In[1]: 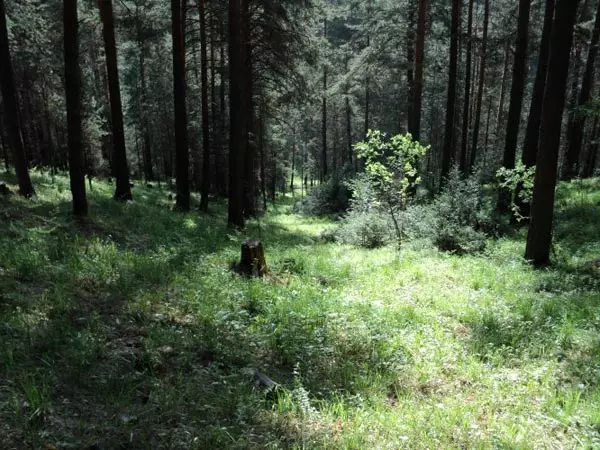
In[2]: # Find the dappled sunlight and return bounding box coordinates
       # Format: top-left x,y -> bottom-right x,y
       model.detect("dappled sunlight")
1,174 -> 600,448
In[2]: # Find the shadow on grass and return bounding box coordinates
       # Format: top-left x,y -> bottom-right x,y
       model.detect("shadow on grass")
0,178 -> 366,448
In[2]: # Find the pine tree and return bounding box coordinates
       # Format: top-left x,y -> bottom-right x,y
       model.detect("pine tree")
98,0 -> 132,201
525,0 -> 580,266
172,0 -> 190,212
0,0 -> 35,197
64,0 -> 87,217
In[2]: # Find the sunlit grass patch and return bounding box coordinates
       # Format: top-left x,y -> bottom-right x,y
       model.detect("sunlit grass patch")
1,171 -> 600,448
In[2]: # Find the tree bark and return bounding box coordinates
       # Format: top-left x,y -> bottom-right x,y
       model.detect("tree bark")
441,0 -> 460,183
517,0 -> 555,219
525,0 -> 580,266
495,42 -> 511,148
406,0 -> 416,135
99,0 -> 132,201
563,0 -> 600,179
470,0 -> 491,172
0,0 -> 35,197
137,7 -> 154,182
242,0 -> 255,217
322,19 -> 328,181
412,0 -> 427,142
64,0 -> 87,216
498,0 -> 531,211
522,0 -> 555,169
459,0 -> 474,173
172,0 -> 190,211
228,0 -> 246,227
199,0 -> 211,211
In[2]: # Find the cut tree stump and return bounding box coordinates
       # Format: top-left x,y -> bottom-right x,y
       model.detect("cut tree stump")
239,240 -> 268,277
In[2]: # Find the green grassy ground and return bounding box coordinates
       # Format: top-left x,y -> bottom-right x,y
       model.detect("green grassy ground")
1,171 -> 599,449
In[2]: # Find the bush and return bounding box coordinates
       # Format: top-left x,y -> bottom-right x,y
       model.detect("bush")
294,175 -> 350,216
335,210 -> 393,248
430,167 -> 491,254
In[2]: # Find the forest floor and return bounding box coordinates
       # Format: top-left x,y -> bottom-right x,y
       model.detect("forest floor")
1,171 -> 600,449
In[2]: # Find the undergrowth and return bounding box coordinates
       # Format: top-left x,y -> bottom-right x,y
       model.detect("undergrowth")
0,171 -> 599,449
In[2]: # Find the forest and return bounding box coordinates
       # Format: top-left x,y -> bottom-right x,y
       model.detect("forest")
1,0 -> 600,448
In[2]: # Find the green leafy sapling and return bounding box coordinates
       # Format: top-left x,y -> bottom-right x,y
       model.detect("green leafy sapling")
354,130 -> 429,246
496,161 -> 536,222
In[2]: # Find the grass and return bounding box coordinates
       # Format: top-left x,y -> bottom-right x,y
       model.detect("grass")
1,170 -> 600,449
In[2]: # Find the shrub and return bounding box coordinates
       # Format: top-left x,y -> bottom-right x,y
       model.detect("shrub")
431,166 -> 491,254
294,175 -> 350,216
335,210 -> 393,248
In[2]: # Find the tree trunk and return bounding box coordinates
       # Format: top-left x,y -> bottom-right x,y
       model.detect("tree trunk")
412,0 -> 427,142
137,9 -> 154,182
522,0 -> 555,169
498,0 -> 531,211
199,0 -> 211,211
242,0 -> 255,218
0,0 -> 35,197
583,116 -> 599,177
441,0 -> 460,184
495,42 -> 511,147
459,0 -> 474,173
470,0 -> 490,172
517,0 -> 555,219
228,0 -> 246,227
563,0 -> 600,179
64,0 -> 87,216
217,16 -> 228,198
322,19 -> 328,181
525,0 -> 580,266
406,0 -> 416,134
99,0 -> 132,201
0,113 -> 9,172
345,95 -> 353,165
172,0 -> 190,211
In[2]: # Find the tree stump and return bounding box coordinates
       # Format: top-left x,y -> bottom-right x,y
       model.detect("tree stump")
239,240 -> 268,277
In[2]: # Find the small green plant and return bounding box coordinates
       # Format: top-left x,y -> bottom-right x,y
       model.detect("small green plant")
496,161 -> 536,222
354,130 -> 429,246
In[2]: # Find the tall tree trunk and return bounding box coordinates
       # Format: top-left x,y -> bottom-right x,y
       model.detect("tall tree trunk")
525,0 -> 580,266
459,0 -> 474,173
0,113 -> 9,172
322,19 -> 328,181
498,0 -> 531,211
218,16 -> 228,197
406,0 -> 416,134
242,0 -> 255,217
412,0 -> 427,141
346,95 -> 353,165
64,0 -> 87,216
137,8 -> 154,181
495,42 -> 511,147
258,100 -> 267,211
582,116 -> 599,177
172,0 -> 190,211
228,0 -> 245,227
470,0 -> 490,172
290,129 -> 296,193
0,0 -> 35,197
199,0 -> 211,211
522,0 -> 555,169
99,0 -> 132,201
441,0 -> 460,183
518,0 -> 555,218
563,0 -> 600,179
